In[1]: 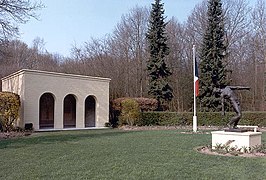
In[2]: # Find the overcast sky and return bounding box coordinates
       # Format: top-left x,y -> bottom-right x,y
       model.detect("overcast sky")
18,0 -> 209,57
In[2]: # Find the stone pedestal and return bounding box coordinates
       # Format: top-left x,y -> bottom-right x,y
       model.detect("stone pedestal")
211,131 -> 262,150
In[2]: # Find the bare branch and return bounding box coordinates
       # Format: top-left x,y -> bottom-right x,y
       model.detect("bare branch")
0,0 -> 44,42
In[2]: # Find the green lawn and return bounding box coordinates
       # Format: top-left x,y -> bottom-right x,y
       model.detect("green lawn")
0,129 -> 265,180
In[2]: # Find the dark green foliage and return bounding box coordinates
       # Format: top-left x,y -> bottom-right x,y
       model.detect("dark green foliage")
199,0 -> 229,111
146,0 -> 173,110
240,112 -> 266,127
139,111 -> 180,126
119,99 -> 140,126
0,92 -> 20,132
139,111 -> 266,127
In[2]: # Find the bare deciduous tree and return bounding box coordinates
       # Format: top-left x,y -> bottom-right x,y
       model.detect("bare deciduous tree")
2,0 -> 266,111
0,0 -> 44,42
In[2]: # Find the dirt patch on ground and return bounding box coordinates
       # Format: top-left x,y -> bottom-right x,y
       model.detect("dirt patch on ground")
119,125 -> 220,131
197,146 -> 266,158
119,125 -> 266,132
0,131 -> 32,140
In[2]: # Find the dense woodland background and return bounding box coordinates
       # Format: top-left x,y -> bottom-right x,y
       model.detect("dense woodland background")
0,0 -> 266,112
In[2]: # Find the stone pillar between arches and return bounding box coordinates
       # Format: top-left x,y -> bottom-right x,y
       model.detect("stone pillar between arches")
76,97 -> 84,128
54,95 -> 63,129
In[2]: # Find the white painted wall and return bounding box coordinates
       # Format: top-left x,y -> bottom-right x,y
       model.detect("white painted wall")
2,69 -> 110,130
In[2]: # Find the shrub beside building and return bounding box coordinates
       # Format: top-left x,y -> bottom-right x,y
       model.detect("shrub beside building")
0,92 -> 20,132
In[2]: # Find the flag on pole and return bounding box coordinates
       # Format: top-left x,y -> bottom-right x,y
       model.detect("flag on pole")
193,45 -> 197,132
194,60 -> 199,97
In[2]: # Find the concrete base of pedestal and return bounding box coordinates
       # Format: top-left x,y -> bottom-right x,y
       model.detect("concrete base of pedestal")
211,131 -> 262,150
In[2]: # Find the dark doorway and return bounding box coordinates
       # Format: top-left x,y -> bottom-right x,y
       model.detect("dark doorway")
85,96 -> 96,127
63,94 -> 76,128
39,93 -> 54,129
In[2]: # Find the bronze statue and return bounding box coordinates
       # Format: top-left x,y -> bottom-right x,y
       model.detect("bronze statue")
214,86 -> 250,129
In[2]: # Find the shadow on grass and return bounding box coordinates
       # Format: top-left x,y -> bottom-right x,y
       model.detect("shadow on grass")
0,129 -> 138,149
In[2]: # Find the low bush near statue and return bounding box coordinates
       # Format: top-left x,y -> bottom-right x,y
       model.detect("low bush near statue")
0,92 -> 20,132
119,99 -> 140,126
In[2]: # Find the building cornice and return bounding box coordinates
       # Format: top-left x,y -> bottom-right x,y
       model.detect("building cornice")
1,69 -> 111,82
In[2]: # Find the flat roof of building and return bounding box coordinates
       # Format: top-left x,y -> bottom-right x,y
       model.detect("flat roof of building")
1,69 -> 111,82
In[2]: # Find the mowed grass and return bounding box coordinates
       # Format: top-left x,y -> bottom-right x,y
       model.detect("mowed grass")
0,129 -> 265,180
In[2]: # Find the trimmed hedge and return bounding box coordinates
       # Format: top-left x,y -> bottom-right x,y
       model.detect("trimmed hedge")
139,111 -> 266,127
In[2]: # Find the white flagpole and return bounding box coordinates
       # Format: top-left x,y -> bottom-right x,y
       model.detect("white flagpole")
193,45 -> 197,132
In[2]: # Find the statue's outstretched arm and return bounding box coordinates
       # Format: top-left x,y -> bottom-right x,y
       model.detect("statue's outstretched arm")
227,86 -> 250,90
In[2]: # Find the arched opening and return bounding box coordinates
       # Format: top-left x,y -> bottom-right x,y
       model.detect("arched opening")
63,94 -> 76,128
39,93 -> 55,129
85,96 -> 96,127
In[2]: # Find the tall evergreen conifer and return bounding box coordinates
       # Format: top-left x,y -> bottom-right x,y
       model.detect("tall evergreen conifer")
199,0 -> 229,111
146,0 -> 173,111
